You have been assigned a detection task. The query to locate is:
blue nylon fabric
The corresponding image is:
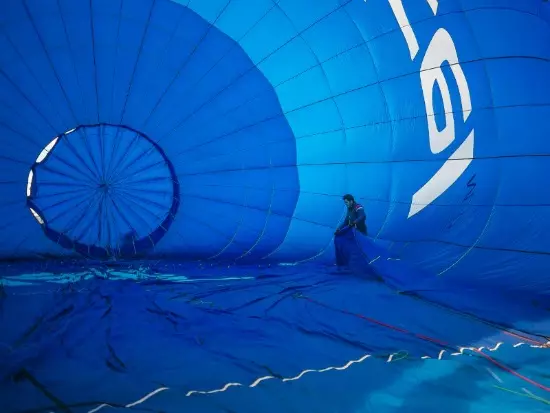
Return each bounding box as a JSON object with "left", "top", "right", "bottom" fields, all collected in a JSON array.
[
  {"left": 1, "top": 263, "right": 549, "bottom": 413},
  {"left": 1, "top": 0, "right": 550, "bottom": 412},
  {"left": 0, "top": 0, "right": 299, "bottom": 262}
]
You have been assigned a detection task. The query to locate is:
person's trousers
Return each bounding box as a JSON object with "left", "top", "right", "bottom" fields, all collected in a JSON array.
[{"left": 334, "top": 230, "right": 352, "bottom": 267}]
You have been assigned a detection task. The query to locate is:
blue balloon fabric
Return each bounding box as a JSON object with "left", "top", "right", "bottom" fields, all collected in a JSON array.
[
  {"left": 28, "top": 124, "right": 181, "bottom": 259},
  {"left": 1, "top": 0, "right": 550, "bottom": 412}
]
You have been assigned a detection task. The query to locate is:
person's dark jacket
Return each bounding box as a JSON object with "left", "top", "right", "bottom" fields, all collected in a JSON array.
[{"left": 337, "top": 203, "right": 367, "bottom": 235}]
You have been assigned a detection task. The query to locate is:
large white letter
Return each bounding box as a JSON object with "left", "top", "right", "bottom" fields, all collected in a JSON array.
[
  {"left": 427, "top": 0, "right": 439, "bottom": 15},
  {"left": 408, "top": 130, "right": 474, "bottom": 218},
  {"left": 388, "top": 0, "right": 440, "bottom": 60},
  {"left": 409, "top": 28, "right": 474, "bottom": 218},
  {"left": 388, "top": 0, "right": 419, "bottom": 60},
  {"left": 420, "top": 28, "right": 472, "bottom": 154}
]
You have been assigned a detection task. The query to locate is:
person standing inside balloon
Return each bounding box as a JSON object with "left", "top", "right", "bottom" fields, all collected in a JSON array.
[
  {"left": 333, "top": 194, "right": 367, "bottom": 268},
  {"left": 335, "top": 194, "right": 367, "bottom": 235}
]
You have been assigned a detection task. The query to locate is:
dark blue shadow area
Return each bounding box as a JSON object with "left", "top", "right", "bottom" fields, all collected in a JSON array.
[{"left": 1, "top": 263, "right": 550, "bottom": 413}]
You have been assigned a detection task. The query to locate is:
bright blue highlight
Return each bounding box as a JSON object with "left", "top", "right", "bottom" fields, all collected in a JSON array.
[{"left": 1, "top": 0, "right": 550, "bottom": 412}]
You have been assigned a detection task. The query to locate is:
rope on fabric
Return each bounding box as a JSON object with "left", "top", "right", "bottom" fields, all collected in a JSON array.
[{"left": 82, "top": 294, "right": 550, "bottom": 412}]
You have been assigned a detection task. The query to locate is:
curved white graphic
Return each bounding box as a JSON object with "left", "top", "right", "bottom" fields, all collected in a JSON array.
[{"left": 389, "top": 0, "right": 475, "bottom": 218}]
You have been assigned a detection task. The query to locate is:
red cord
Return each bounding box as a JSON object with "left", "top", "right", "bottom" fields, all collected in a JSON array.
[
  {"left": 475, "top": 350, "right": 550, "bottom": 392},
  {"left": 503, "top": 330, "right": 545, "bottom": 346},
  {"left": 306, "top": 296, "right": 451, "bottom": 346},
  {"left": 303, "top": 295, "right": 550, "bottom": 392}
]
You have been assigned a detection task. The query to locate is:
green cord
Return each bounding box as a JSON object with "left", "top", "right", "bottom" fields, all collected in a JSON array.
[{"left": 493, "top": 385, "right": 550, "bottom": 405}]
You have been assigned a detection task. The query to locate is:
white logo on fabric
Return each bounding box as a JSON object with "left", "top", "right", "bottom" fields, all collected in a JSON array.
[{"left": 388, "top": 0, "right": 474, "bottom": 218}]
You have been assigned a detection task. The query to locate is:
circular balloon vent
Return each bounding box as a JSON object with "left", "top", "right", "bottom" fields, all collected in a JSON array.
[{"left": 27, "top": 124, "right": 180, "bottom": 259}]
